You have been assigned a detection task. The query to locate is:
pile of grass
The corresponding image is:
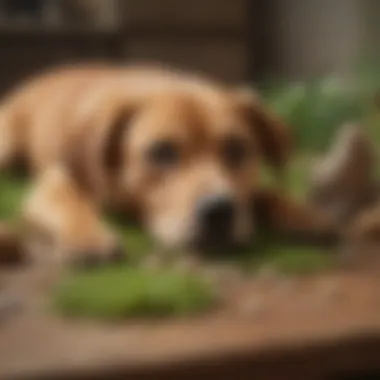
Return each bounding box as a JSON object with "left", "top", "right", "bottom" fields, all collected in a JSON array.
[{"left": 53, "top": 266, "right": 216, "bottom": 320}]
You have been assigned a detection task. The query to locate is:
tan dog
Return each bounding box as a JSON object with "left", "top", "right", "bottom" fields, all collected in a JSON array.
[{"left": 0, "top": 63, "right": 336, "bottom": 265}]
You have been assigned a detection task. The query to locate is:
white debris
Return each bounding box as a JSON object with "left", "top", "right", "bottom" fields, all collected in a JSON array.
[
  {"left": 0, "top": 292, "right": 25, "bottom": 321},
  {"left": 237, "top": 296, "right": 266, "bottom": 318},
  {"left": 255, "top": 264, "right": 279, "bottom": 284},
  {"left": 173, "top": 255, "right": 202, "bottom": 274},
  {"left": 320, "top": 279, "right": 342, "bottom": 302},
  {"left": 277, "top": 277, "right": 297, "bottom": 294},
  {"left": 141, "top": 253, "right": 166, "bottom": 271},
  {"left": 203, "top": 264, "right": 245, "bottom": 290}
]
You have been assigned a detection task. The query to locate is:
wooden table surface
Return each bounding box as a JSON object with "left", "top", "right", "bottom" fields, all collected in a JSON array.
[{"left": 1, "top": 267, "right": 380, "bottom": 380}]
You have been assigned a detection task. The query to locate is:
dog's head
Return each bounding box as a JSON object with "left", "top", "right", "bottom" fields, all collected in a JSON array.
[{"left": 68, "top": 73, "right": 291, "bottom": 251}]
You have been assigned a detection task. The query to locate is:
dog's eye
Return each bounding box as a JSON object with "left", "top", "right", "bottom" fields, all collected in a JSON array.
[
  {"left": 148, "top": 141, "right": 179, "bottom": 167},
  {"left": 222, "top": 138, "right": 251, "bottom": 168}
]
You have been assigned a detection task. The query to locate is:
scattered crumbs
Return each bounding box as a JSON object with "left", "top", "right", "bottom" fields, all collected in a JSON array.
[
  {"left": 319, "top": 278, "right": 342, "bottom": 304},
  {"left": 237, "top": 295, "right": 266, "bottom": 319},
  {"left": 0, "top": 291, "right": 25, "bottom": 322},
  {"left": 203, "top": 264, "right": 245, "bottom": 291},
  {"left": 255, "top": 264, "right": 279, "bottom": 284},
  {"left": 277, "top": 276, "right": 297, "bottom": 294},
  {"left": 140, "top": 253, "right": 167, "bottom": 271},
  {"left": 173, "top": 254, "right": 202, "bottom": 274}
]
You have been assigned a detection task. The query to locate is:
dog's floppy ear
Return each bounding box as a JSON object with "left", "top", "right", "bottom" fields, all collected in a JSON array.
[
  {"left": 101, "top": 107, "right": 133, "bottom": 173},
  {"left": 234, "top": 87, "right": 292, "bottom": 173},
  {"left": 64, "top": 101, "right": 137, "bottom": 199}
]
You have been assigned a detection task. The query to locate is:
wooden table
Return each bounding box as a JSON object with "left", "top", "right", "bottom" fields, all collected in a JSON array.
[{"left": 1, "top": 268, "right": 380, "bottom": 380}]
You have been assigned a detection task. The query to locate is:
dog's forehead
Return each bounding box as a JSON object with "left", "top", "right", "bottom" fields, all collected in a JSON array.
[{"left": 131, "top": 88, "right": 249, "bottom": 145}]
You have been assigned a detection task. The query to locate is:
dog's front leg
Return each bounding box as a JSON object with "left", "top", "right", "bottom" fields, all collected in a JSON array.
[
  {"left": 253, "top": 189, "right": 342, "bottom": 245},
  {"left": 21, "top": 164, "right": 124, "bottom": 266}
]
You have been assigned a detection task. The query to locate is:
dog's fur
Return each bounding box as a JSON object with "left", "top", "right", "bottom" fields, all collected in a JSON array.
[{"left": 0, "top": 63, "right": 337, "bottom": 265}]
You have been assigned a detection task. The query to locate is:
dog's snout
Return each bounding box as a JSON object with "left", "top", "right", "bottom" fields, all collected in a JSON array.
[{"left": 197, "top": 194, "right": 235, "bottom": 237}]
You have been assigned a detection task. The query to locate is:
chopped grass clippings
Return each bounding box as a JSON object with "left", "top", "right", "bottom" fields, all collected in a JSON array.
[
  {"left": 53, "top": 266, "right": 217, "bottom": 320},
  {"left": 249, "top": 246, "right": 334, "bottom": 275}
]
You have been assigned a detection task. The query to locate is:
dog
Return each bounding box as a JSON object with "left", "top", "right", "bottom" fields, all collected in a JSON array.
[{"left": 0, "top": 63, "right": 337, "bottom": 265}]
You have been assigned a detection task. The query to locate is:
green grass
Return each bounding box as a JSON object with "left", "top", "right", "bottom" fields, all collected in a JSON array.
[
  {"left": 53, "top": 266, "right": 216, "bottom": 320},
  {"left": 109, "top": 219, "right": 155, "bottom": 262},
  {"left": 0, "top": 174, "right": 29, "bottom": 221},
  {"left": 246, "top": 244, "right": 335, "bottom": 275}
]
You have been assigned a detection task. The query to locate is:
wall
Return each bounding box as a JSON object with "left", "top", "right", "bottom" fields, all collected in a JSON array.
[
  {"left": 271, "top": 0, "right": 367, "bottom": 80},
  {"left": 121, "top": 0, "right": 250, "bottom": 82}
]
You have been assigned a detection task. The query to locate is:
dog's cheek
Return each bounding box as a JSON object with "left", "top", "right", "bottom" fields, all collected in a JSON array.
[
  {"left": 145, "top": 190, "right": 196, "bottom": 247},
  {"left": 120, "top": 160, "right": 162, "bottom": 209},
  {"left": 144, "top": 176, "right": 199, "bottom": 247}
]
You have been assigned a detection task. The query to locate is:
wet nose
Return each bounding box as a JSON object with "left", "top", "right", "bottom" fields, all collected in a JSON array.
[{"left": 197, "top": 194, "right": 235, "bottom": 238}]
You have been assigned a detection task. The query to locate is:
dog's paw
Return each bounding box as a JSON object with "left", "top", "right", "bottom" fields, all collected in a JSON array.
[{"left": 23, "top": 222, "right": 128, "bottom": 268}]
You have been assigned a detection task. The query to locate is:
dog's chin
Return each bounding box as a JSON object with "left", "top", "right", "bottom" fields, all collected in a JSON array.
[{"left": 148, "top": 220, "right": 250, "bottom": 256}]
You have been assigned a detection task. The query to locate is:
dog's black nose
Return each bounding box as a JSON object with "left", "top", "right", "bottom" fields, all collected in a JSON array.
[{"left": 197, "top": 194, "right": 235, "bottom": 238}]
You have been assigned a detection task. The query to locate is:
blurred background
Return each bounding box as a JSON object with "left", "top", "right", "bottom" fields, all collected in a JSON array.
[{"left": 0, "top": 0, "right": 379, "bottom": 152}]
